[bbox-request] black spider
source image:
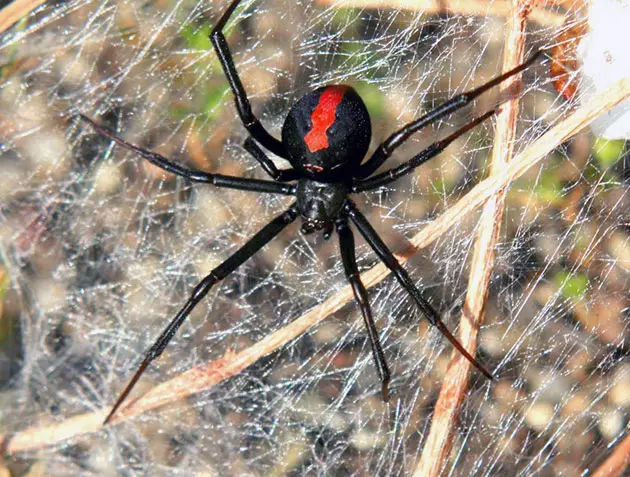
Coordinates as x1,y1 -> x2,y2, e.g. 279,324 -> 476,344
79,0 -> 541,424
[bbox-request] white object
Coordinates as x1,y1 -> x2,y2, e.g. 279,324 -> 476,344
578,0 -> 630,139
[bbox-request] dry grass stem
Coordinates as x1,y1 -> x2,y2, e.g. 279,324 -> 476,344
2,76 -> 630,456
592,432 -> 630,477
317,0 -> 564,26
414,2 -> 530,475
0,0 -> 46,34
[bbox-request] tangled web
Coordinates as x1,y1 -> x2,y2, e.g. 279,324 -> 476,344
0,0 -> 628,475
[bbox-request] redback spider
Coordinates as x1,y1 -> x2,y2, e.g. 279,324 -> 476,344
79,0 -> 542,425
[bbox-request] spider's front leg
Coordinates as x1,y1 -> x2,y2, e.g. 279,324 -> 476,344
344,200 -> 494,381
211,0 -> 287,158
337,217 -> 391,401
103,204 -> 299,425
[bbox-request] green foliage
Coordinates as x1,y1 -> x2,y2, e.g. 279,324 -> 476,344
353,81 -> 386,120
554,270 -> 589,302
592,137 -> 625,168
181,23 -> 213,51
174,22 -> 230,121
534,169 -> 564,203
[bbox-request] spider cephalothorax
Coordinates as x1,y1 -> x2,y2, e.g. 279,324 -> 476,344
295,179 -> 348,234
79,0 -> 541,425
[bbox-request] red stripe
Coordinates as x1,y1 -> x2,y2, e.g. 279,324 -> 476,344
304,86 -> 348,153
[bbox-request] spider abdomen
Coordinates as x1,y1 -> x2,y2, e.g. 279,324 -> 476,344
282,85 -> 372,182
296,179 -> 348,232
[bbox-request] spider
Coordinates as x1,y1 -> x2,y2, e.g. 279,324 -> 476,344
79,0 -> 541,425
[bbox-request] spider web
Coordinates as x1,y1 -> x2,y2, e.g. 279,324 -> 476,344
1,0 -> 628,475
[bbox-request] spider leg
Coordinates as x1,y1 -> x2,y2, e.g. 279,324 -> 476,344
244,136 -> 300,182
103,204 -> 298,425
79,115 -> 295,196
353,109 -> 496,193
337,217 -> 391,401
344,200 -> 494,381
356,49 -> 542,179
211,0 -> 287,158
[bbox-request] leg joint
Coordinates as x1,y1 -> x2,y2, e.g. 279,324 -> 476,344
192,273 -> 219,300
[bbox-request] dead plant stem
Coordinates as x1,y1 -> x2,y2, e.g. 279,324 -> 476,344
0,0 -> 46,34
414,1 -> 530,474
316,0 -> 564,27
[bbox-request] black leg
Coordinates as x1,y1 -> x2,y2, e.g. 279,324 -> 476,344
344,201 -> 494,381
353,109 -> 496,192
211,0 -> 287,158
336,217 -> 391,401
104,204 -> 298,424
79,115 -> 295,196
244,137 -> 300,182
357,50 -> 542,179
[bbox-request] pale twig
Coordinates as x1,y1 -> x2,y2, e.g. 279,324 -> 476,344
316,0 -> 564,27
2,78 -> 630,455
591,432 -> 630,477
414,1 -> 530,475
0,0 -> 46,34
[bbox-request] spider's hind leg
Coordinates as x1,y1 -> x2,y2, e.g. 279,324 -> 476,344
352,109 -> 497,192
356,49 -> 542,179
79,114 -> 214,183
211,0 -> 287,158
244,137 -> 300,182
79,115 -> 296,195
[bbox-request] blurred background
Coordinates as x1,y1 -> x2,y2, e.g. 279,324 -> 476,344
1,0 -> 628,475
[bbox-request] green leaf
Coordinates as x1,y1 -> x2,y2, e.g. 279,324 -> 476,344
593,137 -> 625,168
203,82 -> 230,119
534,170 -> 564,203
181,23 -> 213,51
554,270 -> 589,301
353,81 -> 386,120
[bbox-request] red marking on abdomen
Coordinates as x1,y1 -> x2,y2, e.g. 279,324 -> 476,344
304,86 -> 348,153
